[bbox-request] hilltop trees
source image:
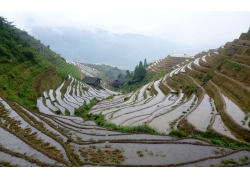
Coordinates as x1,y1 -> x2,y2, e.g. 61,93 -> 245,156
127,60 -> 147,85
126,70 -> 131,77
144,58 -> 147,67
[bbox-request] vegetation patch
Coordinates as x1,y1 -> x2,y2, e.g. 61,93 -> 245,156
223,59 -> 241,71
170,130 -> 250,150
0,161 -> 18,167
79,146 -> 125,165
221,158 -> 238,165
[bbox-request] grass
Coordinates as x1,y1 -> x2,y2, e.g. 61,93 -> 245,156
79,146 -> 125,165
223,59 -> 241,71
221,158 -> 238,165
169,129 -> 186,138
0,161 -> 18,167
137,150 -> 144,157
170,129 -> 250,150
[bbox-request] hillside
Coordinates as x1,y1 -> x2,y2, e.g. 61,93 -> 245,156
92,28 -> 250,143
67,61 -> 126,82
0,16 -> 81,109
1,15 -> 250,167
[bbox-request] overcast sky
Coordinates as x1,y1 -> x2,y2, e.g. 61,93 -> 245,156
1,0 -> 250,53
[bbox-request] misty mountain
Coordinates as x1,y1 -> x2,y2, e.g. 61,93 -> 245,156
30,26 -> 178,70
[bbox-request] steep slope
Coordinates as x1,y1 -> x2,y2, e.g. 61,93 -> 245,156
1,16 -> 250,167
0,16 -> 80,109
91,28 -> 250,143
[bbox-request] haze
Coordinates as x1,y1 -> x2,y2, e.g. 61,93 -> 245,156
1,0 -> 249,69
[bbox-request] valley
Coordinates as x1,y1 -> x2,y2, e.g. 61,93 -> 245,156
1,16 -> 250,167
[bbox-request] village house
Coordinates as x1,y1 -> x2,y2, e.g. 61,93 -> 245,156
82,77 -> 101,86
111,77 -> 126,88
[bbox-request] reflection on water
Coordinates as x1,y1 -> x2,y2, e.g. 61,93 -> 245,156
212,115 -> 237,140
187,94 -> 215,132
222,94 -> 249,129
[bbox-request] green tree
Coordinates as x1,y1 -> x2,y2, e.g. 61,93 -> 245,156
118,73 -> 123,78
144,58 -> 147,67
139,61 -> 143,67
132,65 -> 146,83
126,70 -> 130,77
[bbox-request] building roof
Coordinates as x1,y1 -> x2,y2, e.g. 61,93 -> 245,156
113,77 -> 126,84
82,77 -> 101,84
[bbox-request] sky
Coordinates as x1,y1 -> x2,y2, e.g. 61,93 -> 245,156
1,0 -> 250,54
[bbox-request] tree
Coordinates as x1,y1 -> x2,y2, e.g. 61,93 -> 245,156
118,73 -> 123,78
126,70 -> 130,77
144,58 -> 147,67
133,65 -> 146,83
139,61 -> 143,67
47,45 -> 50,49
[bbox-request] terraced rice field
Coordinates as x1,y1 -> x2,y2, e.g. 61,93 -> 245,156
1,31 -> 250,167
1,93 -> 250,166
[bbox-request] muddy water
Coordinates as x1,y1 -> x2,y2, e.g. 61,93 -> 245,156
175,138 -> 210,145
193,58 -> 200,66
222,94 -> 249,129
91,94 -> 137,114
47,119 -> 124,136
149,95 -> 197,134
169,67 -> 181,77
162,74 -> 176,92
95,143 -> 230,165
0,152 -> 38,167
111,80 -> 166,119
136,84 -> 149,102
63,98 -> 80,108
0,101 -> 69,161
187,94 -> 215,132
54,114 -> 84,122
55,82 -> 75,115
187,62 -> 193,70
37,97 -> 54,115
121,115 -> 150,126
19,110 -> 68,142
97,94 -> 147,116
201,55 -> 207,62
0,128 -> 57,164
70,133 -> 176,142
182,150 -> 250,167
48,116 -> 86,127
64,82 -> 83,106
174,66 -> 183,75
111,94 -> 175,125
78,90 -> 90,104
49,89 -> 56,102
0,100 -> 30,124
212,115 -> 237,140
43,91 -> 49,99
180,65 -> 187,72
131,94 -> 183,126
46,99 -> 59,112
54,102 -> 66,115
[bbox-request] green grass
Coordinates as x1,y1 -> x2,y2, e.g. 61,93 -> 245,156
0,161 -> 18,167
0,16 -> 80,110
170,130 -> 250,149
223,59 -> 241,71
169,129 -> 186,138
221,158 -> 238,165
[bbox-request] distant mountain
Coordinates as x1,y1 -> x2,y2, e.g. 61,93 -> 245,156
30,27 -> 178,70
